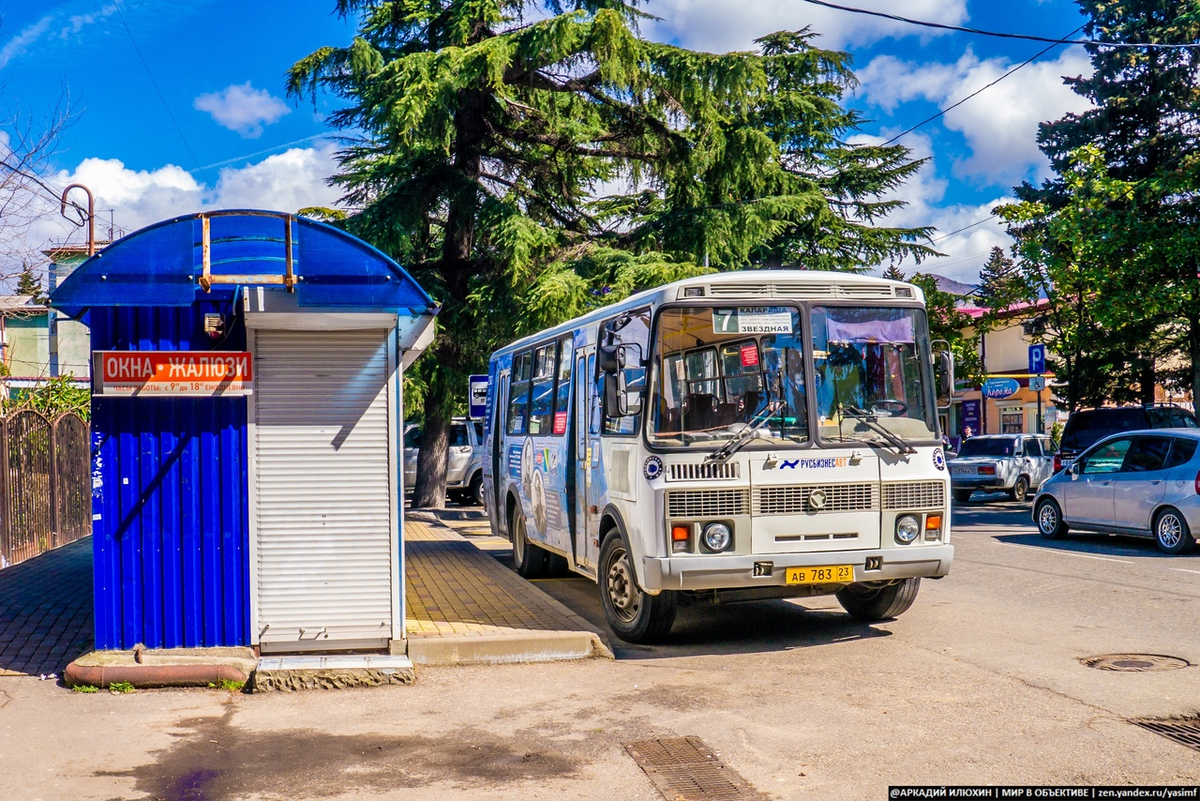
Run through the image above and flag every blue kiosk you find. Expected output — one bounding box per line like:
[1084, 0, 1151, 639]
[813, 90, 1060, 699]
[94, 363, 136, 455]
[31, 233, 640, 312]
[52, 210, 436, 657]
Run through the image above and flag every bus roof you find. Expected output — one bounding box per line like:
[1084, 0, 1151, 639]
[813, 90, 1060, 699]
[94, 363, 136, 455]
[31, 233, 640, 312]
[490, 269, 925, 358]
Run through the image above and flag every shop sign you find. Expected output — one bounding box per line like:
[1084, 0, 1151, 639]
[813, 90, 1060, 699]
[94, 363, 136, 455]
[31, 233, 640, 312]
[981, 377, 1020, 399]
[93, 351, 253, 397]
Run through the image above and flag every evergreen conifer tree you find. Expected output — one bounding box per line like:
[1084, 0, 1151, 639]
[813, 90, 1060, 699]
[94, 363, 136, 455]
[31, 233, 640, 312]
[292, 0, 936, 507]
[881, 263, 905, 282]
[1008, 0, 1200, 407]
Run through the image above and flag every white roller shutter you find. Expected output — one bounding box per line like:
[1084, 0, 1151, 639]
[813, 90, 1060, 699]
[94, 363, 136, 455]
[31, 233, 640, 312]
[253, 328, 395, 652]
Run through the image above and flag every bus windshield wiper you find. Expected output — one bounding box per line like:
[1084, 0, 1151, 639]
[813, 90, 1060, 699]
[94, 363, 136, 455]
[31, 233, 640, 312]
[706, 400, 783, 463]
[841, 406, 917, 455]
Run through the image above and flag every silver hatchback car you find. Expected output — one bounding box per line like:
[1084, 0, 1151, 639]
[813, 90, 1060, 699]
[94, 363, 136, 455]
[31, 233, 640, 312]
[1032, 428, 1200, 554]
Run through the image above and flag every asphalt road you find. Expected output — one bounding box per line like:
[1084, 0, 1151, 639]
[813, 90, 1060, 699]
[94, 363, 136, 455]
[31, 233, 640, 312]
[3, 499, 1198, 800]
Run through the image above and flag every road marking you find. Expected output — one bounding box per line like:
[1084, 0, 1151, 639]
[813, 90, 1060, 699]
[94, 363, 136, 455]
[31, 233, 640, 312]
[1170, 568, 1200, 575]
[1000, 542, 1134, 564]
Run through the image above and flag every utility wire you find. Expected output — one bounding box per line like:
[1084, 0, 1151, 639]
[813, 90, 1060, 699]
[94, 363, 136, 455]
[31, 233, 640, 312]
[883, 27, 1084, 146]
[930, 216, 999, 244]
[111, 0, 216, 194]
[799, 0, 1200, 49]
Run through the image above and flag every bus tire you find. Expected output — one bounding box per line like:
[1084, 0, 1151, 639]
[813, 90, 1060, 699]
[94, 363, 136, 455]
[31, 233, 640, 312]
[598, 531, 677, 643]
[836, 578, 921, 622]
[511, 505, 548, 579]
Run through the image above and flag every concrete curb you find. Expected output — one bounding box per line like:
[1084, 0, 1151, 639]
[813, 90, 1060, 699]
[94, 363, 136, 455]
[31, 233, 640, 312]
[408, 630, 611, 666]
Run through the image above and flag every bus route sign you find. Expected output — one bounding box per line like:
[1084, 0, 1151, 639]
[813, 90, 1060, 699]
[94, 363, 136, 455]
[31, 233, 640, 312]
[712, 307, 793, 335]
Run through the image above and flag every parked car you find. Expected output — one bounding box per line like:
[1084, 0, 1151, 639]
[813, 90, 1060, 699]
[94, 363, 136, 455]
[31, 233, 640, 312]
[1054, 404, 1197, 472]
[949, 433, 1056, 503]
[403, 418, 485, 505]
[1033, 428, 1200, 554]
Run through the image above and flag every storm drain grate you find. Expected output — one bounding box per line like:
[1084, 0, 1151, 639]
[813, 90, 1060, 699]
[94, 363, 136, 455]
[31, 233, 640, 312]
[1081, 653, 1191, 672]
[1130, 718, 1200, 752]
[623, 736, 764, 801]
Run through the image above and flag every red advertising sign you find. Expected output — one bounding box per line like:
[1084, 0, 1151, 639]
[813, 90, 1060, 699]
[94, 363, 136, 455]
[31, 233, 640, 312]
[553, 411, 568, 435]
[93, 351, 253, 397]
[740, 343, 759, 368]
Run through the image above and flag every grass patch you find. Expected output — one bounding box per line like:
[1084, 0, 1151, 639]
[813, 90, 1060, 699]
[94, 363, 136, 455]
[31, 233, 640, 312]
[108, 681, 136, 694]
[208, 679, 246, 693]
[71, 684, 98, 693]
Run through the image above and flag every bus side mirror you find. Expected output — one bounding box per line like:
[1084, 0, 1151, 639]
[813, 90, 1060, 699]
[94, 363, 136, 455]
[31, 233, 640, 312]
[601, 344, 644, 417]
[932, 341, 954, 410]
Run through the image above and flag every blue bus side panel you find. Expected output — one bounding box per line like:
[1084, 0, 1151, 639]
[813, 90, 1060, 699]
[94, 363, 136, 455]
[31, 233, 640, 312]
[89, 305, 250, 650]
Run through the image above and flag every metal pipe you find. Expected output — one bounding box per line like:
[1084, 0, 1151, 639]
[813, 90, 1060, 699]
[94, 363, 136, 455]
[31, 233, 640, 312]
[59, 184, 96, 256]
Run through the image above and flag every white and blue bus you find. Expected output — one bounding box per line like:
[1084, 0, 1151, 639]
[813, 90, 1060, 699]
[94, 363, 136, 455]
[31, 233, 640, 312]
[482, 270, 955, 643]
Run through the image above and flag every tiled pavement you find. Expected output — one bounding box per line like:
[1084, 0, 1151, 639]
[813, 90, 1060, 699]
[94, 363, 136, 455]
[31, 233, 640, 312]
[405, 511, 612, 662]
[0, 538, 93, 677]
[0, 516, 607, 676]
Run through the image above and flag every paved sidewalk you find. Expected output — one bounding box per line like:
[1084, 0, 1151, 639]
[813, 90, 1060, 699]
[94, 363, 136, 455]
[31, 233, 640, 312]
[405, 511, 612, 665]
[0, 537, 93, 677]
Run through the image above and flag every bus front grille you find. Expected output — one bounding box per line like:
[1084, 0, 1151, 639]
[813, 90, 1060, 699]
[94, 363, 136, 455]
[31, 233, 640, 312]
[666, 489, 750, 518]
[754, 484, 878, 515]
[667, 462, 740, 481]
[882, 481, 945, 509]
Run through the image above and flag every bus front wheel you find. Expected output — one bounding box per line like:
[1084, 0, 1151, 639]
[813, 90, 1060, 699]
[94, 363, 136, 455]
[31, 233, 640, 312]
[836, 578, 921, 622]
[599, 531, 677, 643]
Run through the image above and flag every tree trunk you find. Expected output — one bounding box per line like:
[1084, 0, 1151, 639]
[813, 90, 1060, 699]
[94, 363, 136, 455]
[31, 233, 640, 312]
[1138, 354, 1156, 406]
[1190, 304, 1200, 414]
[411, 362, 455, 509]
[409, 86, 487, 509]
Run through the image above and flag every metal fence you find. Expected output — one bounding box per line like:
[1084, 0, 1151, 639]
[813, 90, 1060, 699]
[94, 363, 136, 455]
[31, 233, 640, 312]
[0, 411, 91, 567]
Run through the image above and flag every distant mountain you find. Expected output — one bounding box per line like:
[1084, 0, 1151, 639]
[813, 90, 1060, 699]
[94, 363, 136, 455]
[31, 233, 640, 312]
[926, 274, 978, 297]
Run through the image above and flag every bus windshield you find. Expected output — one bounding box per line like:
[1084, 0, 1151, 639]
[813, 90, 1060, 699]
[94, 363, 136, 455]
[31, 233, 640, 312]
[649, 306, 809, 447]
[812, 306, 937, 445]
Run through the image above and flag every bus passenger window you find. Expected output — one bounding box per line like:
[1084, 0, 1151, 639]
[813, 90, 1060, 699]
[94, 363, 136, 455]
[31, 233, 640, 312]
[552, 338, 573, 436]
[507, 351, 532, 435]
[529, 344, 557, 435]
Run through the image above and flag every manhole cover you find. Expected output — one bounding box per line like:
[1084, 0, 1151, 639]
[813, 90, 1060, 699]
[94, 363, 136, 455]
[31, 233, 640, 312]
[623, 736, 764, 800]
[1081, 653, 1191, 672]
[1131, 718, 1200, 752]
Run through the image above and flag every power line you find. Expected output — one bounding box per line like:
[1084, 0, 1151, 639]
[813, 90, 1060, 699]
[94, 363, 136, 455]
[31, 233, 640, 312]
[883, 27, 1084, 146]
[799, 0, 1200, 49]
[111, 0, 215, 194]
[930, 216, 999, 244]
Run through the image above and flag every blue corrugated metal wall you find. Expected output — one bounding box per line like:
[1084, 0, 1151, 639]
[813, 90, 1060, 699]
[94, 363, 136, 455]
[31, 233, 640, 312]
[89, 301, 250, 650]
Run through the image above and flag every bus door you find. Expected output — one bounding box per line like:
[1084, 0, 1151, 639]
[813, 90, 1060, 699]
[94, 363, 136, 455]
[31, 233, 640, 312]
[489, 365, 509, 535]
[573, 348, 599, 573]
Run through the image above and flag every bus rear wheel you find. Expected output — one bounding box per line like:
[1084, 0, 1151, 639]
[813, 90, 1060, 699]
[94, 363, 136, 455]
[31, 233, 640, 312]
[836, 578, 921, 622]
[511, 506, 548, 579]
[599, 531, 677, 643]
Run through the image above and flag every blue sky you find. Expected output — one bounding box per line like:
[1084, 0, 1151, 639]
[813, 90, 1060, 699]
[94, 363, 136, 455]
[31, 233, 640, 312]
[1, 0, 1091, 284]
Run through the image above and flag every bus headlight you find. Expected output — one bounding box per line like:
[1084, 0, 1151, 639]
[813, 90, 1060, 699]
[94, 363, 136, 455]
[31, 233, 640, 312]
[702, 522, 732, 552]
[895, 515, 921, 544]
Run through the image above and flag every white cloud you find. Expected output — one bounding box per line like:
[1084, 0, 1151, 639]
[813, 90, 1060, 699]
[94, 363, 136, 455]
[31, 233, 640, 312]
[194, 82, 291, 139]
[854, 132, 1013, 286]
[859, 49, 1094, 185]
[644, 0, 968, 53]
[13, 144, 344, 271]
[0, 13, 54, 69]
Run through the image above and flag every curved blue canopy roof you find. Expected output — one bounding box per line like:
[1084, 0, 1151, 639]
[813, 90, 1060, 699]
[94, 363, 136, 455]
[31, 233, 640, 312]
[52, 210, 435, 318]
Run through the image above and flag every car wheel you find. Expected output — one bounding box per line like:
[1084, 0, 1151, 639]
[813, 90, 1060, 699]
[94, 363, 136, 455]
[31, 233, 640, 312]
[953, 489, 972, 504]
[510, 505, 548, 578]
[466, 471, 484, 506]
[1035, 497, 1068, 540]
[1009, 476, 1030, 503]
[835, 578, 921, 622]
[1154, 507, 1194, 555]
[598, 530, 677, 643]
[448, 490, 464, 505]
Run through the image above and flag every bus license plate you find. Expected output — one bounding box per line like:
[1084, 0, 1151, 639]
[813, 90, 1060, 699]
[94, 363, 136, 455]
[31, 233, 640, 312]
[785, 565, 854, 585]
